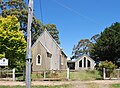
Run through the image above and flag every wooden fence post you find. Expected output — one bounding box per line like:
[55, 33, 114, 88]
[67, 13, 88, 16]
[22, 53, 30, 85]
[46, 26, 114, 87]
[67, 68, 70, 80]
[23, 69, 25, 81]
[13, 68, 15, 81]
[117, 69, 120, 79]
[103, 68, 106, 80]
[44, 71, 46, 79]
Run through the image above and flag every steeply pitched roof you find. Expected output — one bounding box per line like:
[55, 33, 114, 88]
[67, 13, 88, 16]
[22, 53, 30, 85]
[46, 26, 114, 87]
[32, 29, 60, 49]
[75, 54, 95, 62]
[32, 29, 67, 57]
[68, 54, 94, 62]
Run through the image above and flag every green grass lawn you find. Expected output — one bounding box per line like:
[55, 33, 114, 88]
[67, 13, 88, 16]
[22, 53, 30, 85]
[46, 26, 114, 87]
[70, 70, 101, 81]
[17, 70, 101, 81]
[0, 85, 70, 88]
[110, 84, 120, 88]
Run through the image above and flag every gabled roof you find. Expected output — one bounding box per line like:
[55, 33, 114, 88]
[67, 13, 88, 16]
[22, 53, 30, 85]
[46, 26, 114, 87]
[75, 54, 95, 62]
[32, 29, 61, 49]
[32, 29, 67, 57]
[68, 54, 94, 62]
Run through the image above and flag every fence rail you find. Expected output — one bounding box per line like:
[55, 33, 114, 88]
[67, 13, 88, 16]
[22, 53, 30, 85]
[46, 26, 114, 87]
[0, 68, 106, 81]
[103, 68, 120, 80]
[31, 69, 70, 81]
[0, 68, 15, 81]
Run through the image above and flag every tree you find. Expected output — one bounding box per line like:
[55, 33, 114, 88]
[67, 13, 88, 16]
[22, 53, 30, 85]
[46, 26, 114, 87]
[0, 0, 29, 31]
[0, 16, 26, 71]
[72, 39, 93, 59]
[90, 34, 100, 43]
[91, 22, 120, 64]
[0, 0, 42, 42]
[0, 0, 60, 44]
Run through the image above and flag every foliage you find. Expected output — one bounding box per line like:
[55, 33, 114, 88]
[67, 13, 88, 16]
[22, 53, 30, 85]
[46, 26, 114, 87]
[99, 60, 117, 69]
[0, 53, 5, 59]
[0, 0, 42, 43]
[0, 16, 26, 71]
[0, 0, 60, 44]
[97, 60, 117, 77]
[0, 0, 28, 31]
[91, 22, 120, 64]
[72, 39, 93, 59]
[90, 34, 100, 43]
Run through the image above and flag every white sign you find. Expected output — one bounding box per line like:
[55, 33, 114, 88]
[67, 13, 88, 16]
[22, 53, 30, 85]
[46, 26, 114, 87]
[0, 58, 8, 66]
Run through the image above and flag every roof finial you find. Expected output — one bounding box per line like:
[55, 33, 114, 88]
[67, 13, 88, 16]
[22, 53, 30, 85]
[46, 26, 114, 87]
[44, 26, 47, 32]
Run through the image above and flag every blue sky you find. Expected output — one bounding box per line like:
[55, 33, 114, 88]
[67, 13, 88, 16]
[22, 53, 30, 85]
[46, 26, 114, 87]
[32, 0, 120, 58]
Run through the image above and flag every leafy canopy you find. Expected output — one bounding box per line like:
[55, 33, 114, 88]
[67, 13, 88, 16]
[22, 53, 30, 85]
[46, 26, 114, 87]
[0, 16, 26, 71]
[0, 0, 60, 44]
[91, 22, 120, 64]
[72, 39, 93, 59]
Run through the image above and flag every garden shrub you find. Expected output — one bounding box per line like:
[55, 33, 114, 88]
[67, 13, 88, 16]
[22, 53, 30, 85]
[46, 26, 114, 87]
[97, 60, 117, 78]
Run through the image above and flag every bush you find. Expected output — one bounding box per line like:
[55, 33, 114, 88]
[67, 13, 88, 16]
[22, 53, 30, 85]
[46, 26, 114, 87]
[97, 60, 117, 77]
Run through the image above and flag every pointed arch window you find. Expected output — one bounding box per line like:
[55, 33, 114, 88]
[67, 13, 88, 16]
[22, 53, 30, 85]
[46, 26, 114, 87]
[36, 54, 42, 65]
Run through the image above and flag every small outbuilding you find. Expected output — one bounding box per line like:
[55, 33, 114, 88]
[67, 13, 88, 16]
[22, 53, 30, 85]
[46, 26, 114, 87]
[67, 54, 95, 70]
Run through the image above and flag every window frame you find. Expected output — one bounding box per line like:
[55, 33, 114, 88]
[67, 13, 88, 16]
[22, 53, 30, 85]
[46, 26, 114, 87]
[36, 54, 42, 65]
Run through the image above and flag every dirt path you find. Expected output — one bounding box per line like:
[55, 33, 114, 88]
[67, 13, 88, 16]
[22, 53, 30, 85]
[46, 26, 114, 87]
[0, 80, 120, 87]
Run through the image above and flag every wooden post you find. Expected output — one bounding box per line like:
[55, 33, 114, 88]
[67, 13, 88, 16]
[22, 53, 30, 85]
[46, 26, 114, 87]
[117, 69, 120, 79]
[86, 58, 88, 69]
[44, 71, 46, 79]
[13, 68, 15, 81]
[0, 67, 1, 77]
[23, 69, 25, 81]
[67, 68, 70, 80]
[103, 68, 106, 80]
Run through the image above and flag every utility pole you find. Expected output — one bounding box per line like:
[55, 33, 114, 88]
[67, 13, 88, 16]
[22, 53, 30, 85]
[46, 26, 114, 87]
[26, 0, 33, 88]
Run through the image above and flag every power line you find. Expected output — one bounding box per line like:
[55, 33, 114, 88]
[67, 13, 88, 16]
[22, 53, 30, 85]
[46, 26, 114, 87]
[52, 0, 99, 25]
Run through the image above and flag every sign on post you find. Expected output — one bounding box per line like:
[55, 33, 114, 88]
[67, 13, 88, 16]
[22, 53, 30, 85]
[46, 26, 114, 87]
[0, 58, 8, 66]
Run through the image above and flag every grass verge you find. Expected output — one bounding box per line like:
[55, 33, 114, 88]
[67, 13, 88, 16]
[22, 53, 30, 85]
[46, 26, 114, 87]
[0, 85, 70, 88]
[70, 70, 101, 81]
[110, 84, 120, 88]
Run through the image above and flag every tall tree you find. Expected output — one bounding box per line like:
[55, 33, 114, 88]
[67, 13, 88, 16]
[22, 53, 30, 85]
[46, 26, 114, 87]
[0, 0, 60, 44]
[0, 16, 26, 71]
[72, 39, 93, 59]
[91, 34, 100, 43]
[0, 0, 42, 42]
[91, 22, 120, 64]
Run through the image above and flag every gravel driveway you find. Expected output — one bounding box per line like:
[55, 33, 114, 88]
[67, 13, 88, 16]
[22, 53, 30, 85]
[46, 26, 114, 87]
[0, 80, 120, 88]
